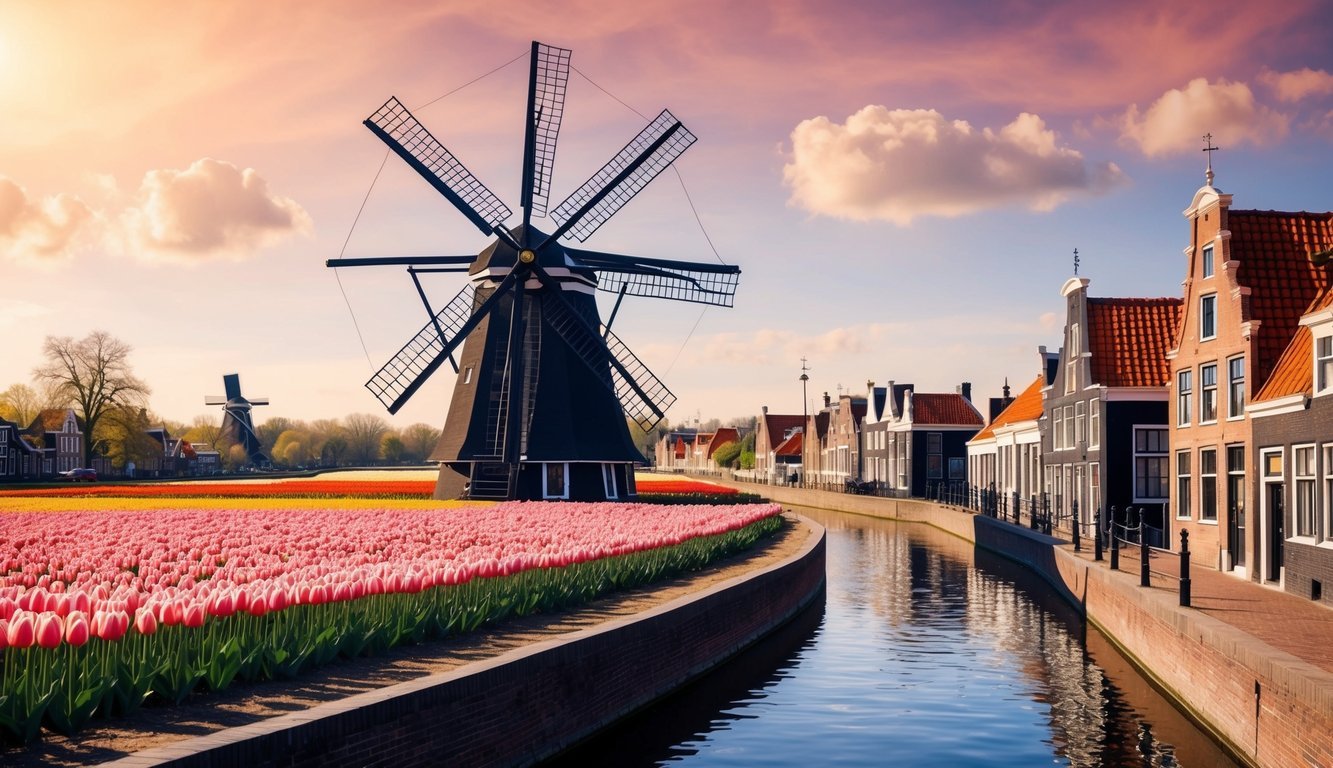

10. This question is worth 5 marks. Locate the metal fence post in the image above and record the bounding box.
[1109,508,1120,571]
[1072,500,1081,552]
[1179,529,1192,607]
[1094,506,1103,561]
[1138,509,1151,587]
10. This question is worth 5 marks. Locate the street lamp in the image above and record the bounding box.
[799,357,809,488]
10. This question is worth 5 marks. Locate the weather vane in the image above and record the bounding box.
[1202,132,1221,186]
[1073,247,1080,276]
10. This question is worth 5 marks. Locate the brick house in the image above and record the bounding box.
[1250,281,1333,602]
[24,408,85,477]
[0,417,41,481]
[1043,276,1182,543]
[1167,175,1333,578]
[754,408,805,484]
[804,392,866,488]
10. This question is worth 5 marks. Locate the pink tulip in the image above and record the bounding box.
[183,602,206,628]
[7,613,34,648]
[65,611,90,647]
[208,591,236,618]
[135,608,158,636]
[0,619,8,649]
[247,594,268,617]
[36,612,63,649]
[98,610,129,642]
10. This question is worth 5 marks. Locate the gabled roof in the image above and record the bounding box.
[705,427,740,459]
[970,375,1045,442]
[1254,285,1333,402]
[774,430,803,457]
[1087,297,1182,387]
[813,412,830,439]
[911,393,983,426]
[26,408,76,435]
[1227,210,1333,390]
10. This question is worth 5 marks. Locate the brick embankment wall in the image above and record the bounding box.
[111,516,827,768]
[726,478,1332,768]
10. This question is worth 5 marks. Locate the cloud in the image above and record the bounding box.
[0,177,94,260]
[121,158,311,261]
[0,299,51,330]
[1118,78,1289,157]
[1259,68,1333,103]
[783,107,1125,225]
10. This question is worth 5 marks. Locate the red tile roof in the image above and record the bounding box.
[774,431,803,457]
[1087,297,1182,387]
[761,414,806,450]
[674,437,686,459]
[911,393,983,426]
[1254,285,1333,402]
[706,427,740,459]
[970,375,1045,442]
[1228,210,1333,390]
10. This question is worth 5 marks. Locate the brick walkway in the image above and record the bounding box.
[1061,537,1333,674]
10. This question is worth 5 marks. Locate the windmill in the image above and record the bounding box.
[328,41,740,501]
[205,373,270,466]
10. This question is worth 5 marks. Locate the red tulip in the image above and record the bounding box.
[36,612,63,649]
[65,611,90,647]
[247,594,268,617]
[208,591,236,618]
[7,612,34,648]
[0,619,8,649]
[98,610,129,642]
[135,607,158,636]
[183,602,206,628]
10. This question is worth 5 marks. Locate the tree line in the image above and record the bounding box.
[0,332,442,472]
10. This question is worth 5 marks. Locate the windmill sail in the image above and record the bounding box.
[521,42,571,218]
[547,110,696,243]
[365,284,477,412]
[365,97,512,235]
[567,247,740,307]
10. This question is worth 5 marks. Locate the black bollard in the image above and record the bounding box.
[1110,512,1120,571]
[1094,507,1103,561]
[1179,529,1192,607]
[1030,493,1038,530]
[1073,507,1081,552]
[1139,512,1151,587]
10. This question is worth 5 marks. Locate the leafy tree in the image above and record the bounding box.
[380,433,406,464]
[98,405,160,472]
[256,416,298,454]
[400,422,441,462]
[711,440,741,468]
[739,449,755,470]
[0,383,40,426]
[33,332,151,467]
[272,429,312,468]
[182,414,223,450]
[320,435,348,467]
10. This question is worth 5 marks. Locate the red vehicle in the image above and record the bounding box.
[59,468,97,482]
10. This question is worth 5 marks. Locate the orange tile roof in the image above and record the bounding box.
[1087,297,1182,387]
[970,375,1045,442]
[1228,210,1333,390]
[1254,285,1333,401]
[761,414,806,449]
[774,431,803,457]
[911,393,983,426]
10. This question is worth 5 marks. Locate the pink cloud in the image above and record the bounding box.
[1118,78,1289,157]
[0,177,93,260]
[1259,67,1333,102]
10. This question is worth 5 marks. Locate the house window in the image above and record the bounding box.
[1066,323,1079,394]
[1202,244,1215,279]
[948,457,965,480]
[601,464,619,499]
[1053,409,1064,450]
[927,432,942,453]
[1089,400,1100,449]
[927,432,943,480]
[1177,370,1192,426]
[1176,450,1191,519]
[1134,428,1168,501]
[1200,363,1218,423]
[1294,445,1315,537]
[1317,336,1333,395]
[1064,405,1075,450]
[1075,402,1086,446]
[543,462,568,499]
[1200,448,1218,521]
[1227,356,1245,418]
[1323,445,1333,542]
[1200,294,1217,340]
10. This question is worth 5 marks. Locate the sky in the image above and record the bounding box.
[4,0,1333,432]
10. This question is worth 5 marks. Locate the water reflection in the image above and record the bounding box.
[547,508,1235,767]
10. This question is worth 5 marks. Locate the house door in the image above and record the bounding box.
[1228,493,1246,569]
[1267,484,1284,582]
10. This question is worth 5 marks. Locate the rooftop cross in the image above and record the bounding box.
[1202,133,1221,186]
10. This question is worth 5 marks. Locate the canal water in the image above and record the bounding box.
[549,506,1237,767]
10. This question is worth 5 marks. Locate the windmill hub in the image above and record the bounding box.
[519,249,536,264]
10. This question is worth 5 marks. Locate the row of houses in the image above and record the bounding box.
[653,426,741,473]
[0,408,221,482]
[741,172,1333,606]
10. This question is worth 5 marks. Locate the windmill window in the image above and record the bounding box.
[464,366,474,385]
[601,464,619,499]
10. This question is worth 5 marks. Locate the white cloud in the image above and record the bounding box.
[121,158,311,262]
[783,107,1125,225]
[0,177,94,260]
[1259,68,1333,103]
[1119,78,1289,157]
[0,299,51,329]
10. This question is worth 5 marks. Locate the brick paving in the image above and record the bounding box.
[1056,536,1333,674]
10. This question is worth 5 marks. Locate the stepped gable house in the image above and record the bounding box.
[1043,275,1182,543]
[1167,172,1333,582]
[24,408,84,477]
[804,392,866,488]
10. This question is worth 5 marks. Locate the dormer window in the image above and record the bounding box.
[1200,294,1217,341]
[1317,335,1332,395]
[1202,244,1215,278]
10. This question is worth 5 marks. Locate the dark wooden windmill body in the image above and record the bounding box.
[205,373,270,466]
[329,42,739,501]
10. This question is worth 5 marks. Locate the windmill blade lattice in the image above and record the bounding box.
[549,110,696,242]
[366,97,512,235]
[522,42,571,218]
[365,284,477,412]
[567,248,740,307]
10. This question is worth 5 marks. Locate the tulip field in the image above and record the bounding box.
[0,479,781,744]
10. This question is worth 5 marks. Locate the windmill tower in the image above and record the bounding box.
[328,41,740,501]
[205,373,270,466]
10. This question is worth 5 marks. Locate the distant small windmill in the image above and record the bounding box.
[205,373,269,465]
[328,41,740,501]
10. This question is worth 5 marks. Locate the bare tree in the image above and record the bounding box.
[0,383,40,426]
[343,413,389,465]
[400,422,442,462]
[182,414,223,449]
[33,332,151,467]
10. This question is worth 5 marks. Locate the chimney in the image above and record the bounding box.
[957,382,972,402]
[762,405,768,415]
[867,380,875,392]
[823,392,831,407]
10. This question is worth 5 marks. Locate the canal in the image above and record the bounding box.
[549,506,1237,767]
